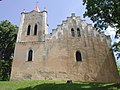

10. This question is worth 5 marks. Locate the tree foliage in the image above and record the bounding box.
[83,0,120,57]
[0,20,18,81]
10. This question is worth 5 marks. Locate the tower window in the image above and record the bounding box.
[77,28,81,37]
[71,28,75,37]
[27,25,31,35]
[34,24,37,35]
[76,51,82,62]
[28,50,33,61]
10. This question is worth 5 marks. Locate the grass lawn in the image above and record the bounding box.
[0,80,120,90]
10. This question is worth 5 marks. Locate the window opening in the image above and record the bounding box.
[27,25,31,35]
[71,28,75,37]
[76,51,82,61]
[77,28,81,37]
[28,50,33,61]
[34,24,37,35]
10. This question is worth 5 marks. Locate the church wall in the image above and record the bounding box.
[11,12,120,82]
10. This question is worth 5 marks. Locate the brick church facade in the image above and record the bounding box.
[11,5,119,82]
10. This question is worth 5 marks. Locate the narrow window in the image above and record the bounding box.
[27,25,31,35]
[77,28,81,37]
[71,28,75,37]
[76,51,82,62]
[34,24,37,35]
[28,50,33,61]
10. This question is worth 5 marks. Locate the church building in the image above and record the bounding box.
[11,5,119,82]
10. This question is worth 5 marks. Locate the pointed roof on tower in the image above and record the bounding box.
[34,3,40,12]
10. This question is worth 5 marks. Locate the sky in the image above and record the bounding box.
[0,0,92,32]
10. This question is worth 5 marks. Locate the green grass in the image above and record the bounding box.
[0,80,120,90]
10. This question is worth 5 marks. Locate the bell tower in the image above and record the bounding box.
[17,4,48,42]
[11,4,49,80]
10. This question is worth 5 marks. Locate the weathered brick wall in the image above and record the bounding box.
[11,13,119,82]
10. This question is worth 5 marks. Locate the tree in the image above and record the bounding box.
[116,60,120,75]
[0,20,18,81]
[83,0,120,57]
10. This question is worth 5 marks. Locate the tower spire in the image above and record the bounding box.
[34,2,40,12]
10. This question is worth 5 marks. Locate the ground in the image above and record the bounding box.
[0,80,120,90]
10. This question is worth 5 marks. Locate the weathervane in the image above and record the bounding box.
[36,1,39,5]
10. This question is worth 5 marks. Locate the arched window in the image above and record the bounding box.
[76,51,82,62]
[71,28,75,37]
[77,28,81,37]
[34,24,37,35]
[27,25,31,35]
[28,50,33,61]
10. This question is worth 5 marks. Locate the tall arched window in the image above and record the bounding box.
[34,24,37,35]
[28,50,33,61]
[71,28,75,37]
[76,51,82,62]
[27,25,31,35]
[77,28,81,37]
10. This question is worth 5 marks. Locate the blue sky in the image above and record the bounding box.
[0,0,92,32]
